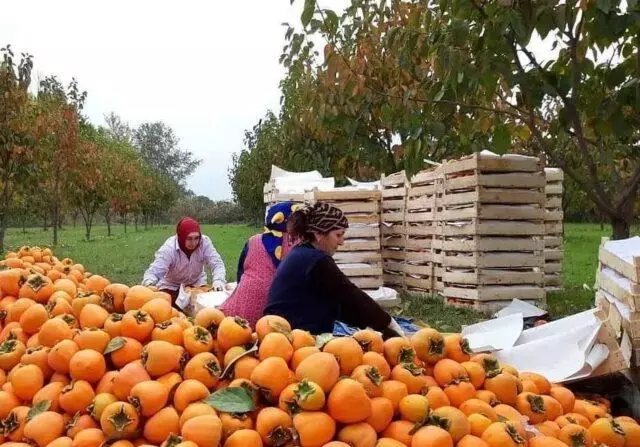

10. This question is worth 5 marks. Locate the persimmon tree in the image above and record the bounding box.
[290,0,640,238]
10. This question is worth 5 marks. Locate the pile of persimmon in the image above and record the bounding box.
[0,246,638,447]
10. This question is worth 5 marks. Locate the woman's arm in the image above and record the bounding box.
[308,257,398,337]
[202,236,227,288]
[236,242,249,283]
[142,244,172,286]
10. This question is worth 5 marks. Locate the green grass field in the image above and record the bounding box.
[3,222,636,331]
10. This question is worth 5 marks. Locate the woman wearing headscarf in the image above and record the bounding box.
[265,202,404,339]
[142,217,226,307]
[220,201,297,327]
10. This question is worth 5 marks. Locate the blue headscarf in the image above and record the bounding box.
[262,201,299,267]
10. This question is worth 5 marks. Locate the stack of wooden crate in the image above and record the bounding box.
[306,189,383,291]
[381,172,408,289]
[403,167,445,293]
[440,153,547,313]
[595,236,640,368]
[263,180,307,207]
[544,168,564,290]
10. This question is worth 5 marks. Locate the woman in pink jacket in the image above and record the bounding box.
[221,202,297,327]
[142,217,226,308]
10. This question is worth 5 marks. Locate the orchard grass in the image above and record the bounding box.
[4,222,637,332]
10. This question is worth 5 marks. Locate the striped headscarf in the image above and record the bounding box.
[302,202,349,233]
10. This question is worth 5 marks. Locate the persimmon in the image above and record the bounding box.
[141,340,185,377]
[234,355,260,380]
[24,411,65,447]
[528,436,571,447]
[110,337,143,368]
[383,337,415,367]
[444,381,476,408]
[3,405,30,442]
[445,334,472,363]
[382,420,414,446]
[32,381,65,412]
[353,329,384,354]
[251,356,291,402]
[101,283,129,313]
[121,310,154,342]
[157,371,183,392]
[412,328,446,365]
[295,352,340,393]
[399,394,430,423]
[549,386,575,414]
[573,399,608,423]
[217,316,253,352]
[494,404,526,423]
[484,372,522,406]
[19,303,48,335]
[433,359,469,387]
[0,389,20,418]
[588,417,625,447]
[220,412,254,438]
[323,337,364,376]
[180,402,218,429]
[429,406,471,442]
[534,421,561,438]
[73,328,110,353]
[255,407,293,447]
[459,399,497,421]
[481,422,526,447]
[521,379,540,394]
[391,363,429,395]
[152,321,184,345]
[103,313,124,338]
[69,349,106,383]
[59,380,95,415]
[19,274,53,303]
[362,351,392,380]
[67,414,100,438]
[294,379,326,411]
[21,345,53,378]
[47,297,73,317]
[100,402,140,440]
[380,380,409,412]
[352,365,384,398]
[143,407,180,445]
[555,413,591,429]
[70,428,105,447]
[476,390,500,407]
[366,397,394,433]
[10,363,44,400]
[223,429,263,447]
[461,361,486,389]
[183,352,222,388]
[457,435,490,447]
[518,372,551,395]
[112,360,151,401]
[328,379,372,424]
[411,426,454,447]
[337,422,377,447]
[84,275,110,294]
[259,332,294,363]
[290,329,316,350]
[470,354,501,376]
[173,379,210,412]
[194,307,225,334]
[0,268,26,296]
[619,420,640,447]
[89,393,118,421]
[468,413,493,438]
[256,315,292,341]
[140,298,173,325]
[39,318,74,348]
[557,424,592,447]
[129,380,169,417]
[6,298,35,324]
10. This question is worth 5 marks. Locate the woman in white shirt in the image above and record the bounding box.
[142,217,226,308]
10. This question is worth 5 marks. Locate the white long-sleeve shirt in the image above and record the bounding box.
[142,235,226,291]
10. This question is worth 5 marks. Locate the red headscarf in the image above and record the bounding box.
[176,217,201,256]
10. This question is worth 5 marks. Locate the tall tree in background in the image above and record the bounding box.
[0,46,35,251]
[288,0,640,239]
[104,112,133,144]
[133,121,201,187]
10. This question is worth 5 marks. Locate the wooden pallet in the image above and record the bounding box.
[443,236,544,253]
[441,204,543,221]
[442,220,546,237]
[444,152,544,174]
[445,172,546,191]
[443,268,544,286]
[599,238,640,283]
[444,252,544,269]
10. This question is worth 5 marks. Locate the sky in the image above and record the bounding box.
[0,0,347,201]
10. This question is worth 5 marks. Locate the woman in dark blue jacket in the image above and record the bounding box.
[265,202,403,339]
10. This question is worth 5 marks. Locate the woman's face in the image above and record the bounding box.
[184,231,201,250]
[313,229,346,256]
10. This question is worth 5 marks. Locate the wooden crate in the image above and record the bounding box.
[381,172,407,287]
[544,168,564,290]
[443,296,546,313]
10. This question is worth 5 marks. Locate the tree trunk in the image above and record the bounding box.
[134,215,139,232]
[53,204,59,246]
[611,217,630,240]
[105,211,112,237]
[43,214,48,232]
[123,213,127,233]
[0,215,6,253]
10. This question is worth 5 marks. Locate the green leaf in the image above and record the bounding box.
[104,336,126,354]
[302,0,317,27]
[315,333,333,348]
[27,400,51,421]
[492,124,512,154]
[324,9,339,35]
[205,387,255,414]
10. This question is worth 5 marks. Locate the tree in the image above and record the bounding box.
[290,0,640,238]
[104,112,133,144]
[133,122,201,187]
[0,45,35,252]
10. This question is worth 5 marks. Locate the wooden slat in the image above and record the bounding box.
[406,265,444,276]
[313,190,381,201]
[545,222,564,235]
[545,184,563,195]
[441,205,543,221]
[406,212,441,223]
[544,274,563,287]
[338,240,381,251]
[545,197,562,209]
[330,201,379,214]
[597,269,640,311]
[382,188,406,198]
[350,277,383,289]
[382,212,405,223]
[444,153,542,174]
[544,249,564,261]
[345,227,380,238]
[544,263,563,274]
[444,252,544,268]
[382,249,406,261]
[599,244,640,283]
[382,237,406,248]
[381,171,406,186]
[409,168,442,185]
[444,296,545,313]
[443,188,546,206]
[442,221,546,236]
[444,269,544,286]
[406,237,443,251]
[405,276,440,291]
[381,225,406,236]
[347,215,380,225]
[333,251,381,263]
[443,237,544,252]
[339,266,384,277]
[383,273,405,286]
[382,198,406,210]
[406,225,443,236]
[544,236,563,248]
[446,172,546,191]
[444,285,546,301]
[407,196,438,211]
[544,210,564,222]
[545,168,564,182]
[405,251,442,263]
[407,184,441,198]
